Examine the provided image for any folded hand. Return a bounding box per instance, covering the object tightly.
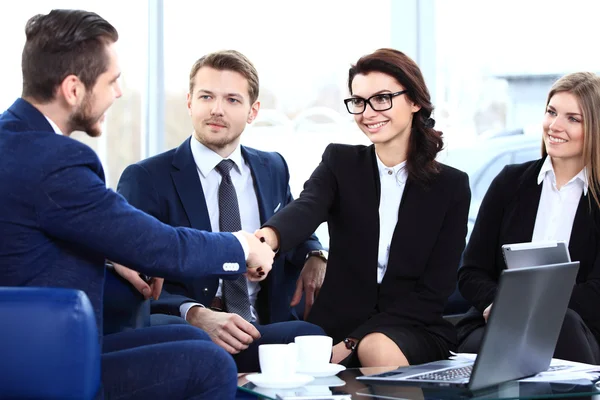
[111,261,163,300]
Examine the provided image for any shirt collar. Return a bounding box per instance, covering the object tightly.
[375,153,407,184]
[189,135,244,178]
[537,156,588,195]
[44,116,64,135]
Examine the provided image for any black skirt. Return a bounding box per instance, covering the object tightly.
[342,325,454,367]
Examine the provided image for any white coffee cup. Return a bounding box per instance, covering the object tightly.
[295,335,333,369]
[258,343,297,378]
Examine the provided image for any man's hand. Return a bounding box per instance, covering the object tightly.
[290,256,327,319]
[254,227,279,251]
[186,306,261,354]
[331,341,352,364]
[483,303,493,322]
[112,262,163,300]
[240,231,274,281]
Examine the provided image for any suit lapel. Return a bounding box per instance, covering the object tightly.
[171,138,212,230]
[569,194,594,265]
[358,146,382,280]
[387,179,428,272]
[367,146,382,205]
[511,182,542,243]
[242,146,271,224]
[505,161,545,244]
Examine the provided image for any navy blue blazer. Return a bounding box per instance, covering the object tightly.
[117,137,323,323]
[0,99,247,340]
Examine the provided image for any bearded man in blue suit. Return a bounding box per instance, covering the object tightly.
[0,10,276,399]
[116,50,327,372]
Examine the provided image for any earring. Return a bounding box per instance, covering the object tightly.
[424,118,435,129]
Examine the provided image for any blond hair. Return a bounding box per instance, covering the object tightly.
[542,72,600,208]
[188,50,259,103]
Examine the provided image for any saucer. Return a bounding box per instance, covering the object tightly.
[246,373,314,389]
[307,375,346,387]
[296,363,346,378]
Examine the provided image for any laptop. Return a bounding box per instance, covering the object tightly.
[357,262,580,391]
[502,241,571,269]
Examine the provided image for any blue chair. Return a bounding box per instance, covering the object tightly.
[0,287,101,399]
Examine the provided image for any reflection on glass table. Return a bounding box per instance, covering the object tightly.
[238,366,600,400]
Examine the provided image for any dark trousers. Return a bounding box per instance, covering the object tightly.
[102,325,237,399]
[151,314,326,372]
[458,309,600,364]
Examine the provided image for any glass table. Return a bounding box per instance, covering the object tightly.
[238,366,600,399]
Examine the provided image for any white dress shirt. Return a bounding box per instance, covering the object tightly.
[181,137,262,322]
[532,156,587,245]
[44,116,63,135]
[376,154,408,284]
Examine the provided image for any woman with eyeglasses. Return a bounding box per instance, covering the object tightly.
[456,72,600,364]
[256,48,470,367]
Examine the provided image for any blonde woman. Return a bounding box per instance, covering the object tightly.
[457,72,600,364]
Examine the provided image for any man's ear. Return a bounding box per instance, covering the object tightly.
[247,100,260,124]
[186,92,193,116]
[58,75,85,107]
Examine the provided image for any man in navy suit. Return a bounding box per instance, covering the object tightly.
[0,10,276,399]
[117,50,327,372]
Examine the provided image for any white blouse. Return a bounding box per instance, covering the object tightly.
[375,154,407,284]
[531,157,587,245]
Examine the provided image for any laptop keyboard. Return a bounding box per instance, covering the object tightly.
[411,365,473,381]
[410,364,569,382]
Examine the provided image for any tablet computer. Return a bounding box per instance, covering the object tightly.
[501,241,571,269]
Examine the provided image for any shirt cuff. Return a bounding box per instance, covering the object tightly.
[231,231,250,260]
[180,302,205,321]
[216,279,223,298]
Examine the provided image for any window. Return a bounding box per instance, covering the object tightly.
[473,153,511,200]
[162,0,391,197]
[435,0,600,143]
[513,146,542,165]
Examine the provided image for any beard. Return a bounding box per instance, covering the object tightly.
[198,133,239,149]
[196,121,243,150]
[68,93,103,137]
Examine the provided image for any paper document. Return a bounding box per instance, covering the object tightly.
[449,352,600,383]
[520,358,600,383]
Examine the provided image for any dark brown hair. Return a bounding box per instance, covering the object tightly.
[189,50,259,103]
[348,48,443,186]
[21,9,118,103]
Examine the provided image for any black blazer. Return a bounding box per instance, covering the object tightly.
[457,158,600,343]
[265,144,471,344]
[116,138,322,324]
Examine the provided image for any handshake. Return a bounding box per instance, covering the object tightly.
[241,227,280,282]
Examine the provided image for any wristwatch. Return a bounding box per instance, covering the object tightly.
[344,337,358,351]
[305,249,328,262]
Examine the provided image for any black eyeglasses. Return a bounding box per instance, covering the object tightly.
[343,90,408,114]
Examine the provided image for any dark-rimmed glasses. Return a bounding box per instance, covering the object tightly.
[343,90,408,114]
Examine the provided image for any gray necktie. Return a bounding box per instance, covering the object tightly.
[215,159,253,321]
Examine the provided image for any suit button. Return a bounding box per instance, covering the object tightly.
[203,288,209,294]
